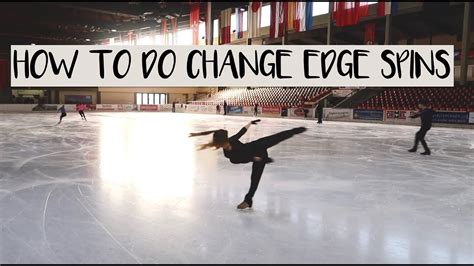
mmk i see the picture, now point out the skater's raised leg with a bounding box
[252,127,306,151]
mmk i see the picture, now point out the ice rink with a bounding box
[0,112,473,263]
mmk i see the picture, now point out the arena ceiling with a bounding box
[0,1,470,46]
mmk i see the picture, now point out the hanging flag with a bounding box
[270,2,287,38]
[219,8,232,44]
[161,18,168,45]
[278,2,288,38]
[171,17,178,45]
[333,2,369,27]
[205,2,212,45]
[287,1,295,31]
[248,1,261,38]
[364,23,376,44]
[190,3,200,45]
[304,1,313,31]
[269,2,277,38]
[293,2,302,32]
[235,8,244,39]
[293,1,307,32]
[377,1,399,16]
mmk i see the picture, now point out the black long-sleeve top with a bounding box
[412,108,433,128]
[58,106,66,114]
[223,127,254,164]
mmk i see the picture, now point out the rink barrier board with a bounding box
[353,109,384,121]
[1,104,473,126]
[323,108,353,121]
[288,107,316,118]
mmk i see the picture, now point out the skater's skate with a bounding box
[237,201,252,210]
[420,150,431,155]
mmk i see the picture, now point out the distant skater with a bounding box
[254,103,259,116]
[315,101,323,124]
[216,104,220,114]
[190,120,307,209]
[77,103,87,121]
[408,99,433,155]
[223,100,228,115]
[57,105,67,125]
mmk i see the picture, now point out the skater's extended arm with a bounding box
[231,121,259,140]
[231,126,249,140]
[410,112,421,118]
[410,109,430,119]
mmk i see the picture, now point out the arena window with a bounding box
[136,93,168,105]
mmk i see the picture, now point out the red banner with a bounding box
[291,107,306,117]
[140,104,158,111]
[262,106,281,114]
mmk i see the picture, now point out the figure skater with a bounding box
[77,103,87,121]
[57,105,67,124]
[408,99,433,155]
[189,119,307,209]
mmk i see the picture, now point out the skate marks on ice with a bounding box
[0,113,473,263]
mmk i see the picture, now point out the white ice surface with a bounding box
[0,112,473,263]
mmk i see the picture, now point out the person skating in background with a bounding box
[172,101,176,113]
[254,103,259,116]
[223,100,228,115]
[315,101,323,124]
[216,104,220,114]
[408,99,433,155]
[189,120,307,209]
[57,105,67,125]
[77,103,87,121]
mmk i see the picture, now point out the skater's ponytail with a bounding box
[190,129,229,150]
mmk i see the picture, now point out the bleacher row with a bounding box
[357,87,474,112]
[191,87,331,107]
[190,86,473,112]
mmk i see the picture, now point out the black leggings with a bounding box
[59,113,66,122]
[244,128,300,204]
[412,126,431,152]
[79,110,86,119]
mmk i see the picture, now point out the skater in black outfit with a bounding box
[223,100,228,115]
[254,103,259,116]
[408,99,433,155]
[315,101,323,124]
[190,120,307,209]
[57,105,67,124]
